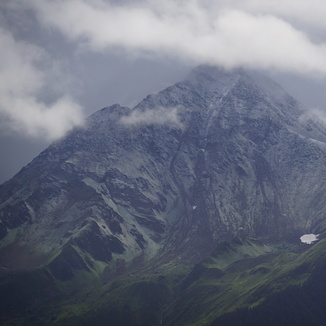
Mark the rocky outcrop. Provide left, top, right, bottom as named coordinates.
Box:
left=0, top=66, right=325, bottom=281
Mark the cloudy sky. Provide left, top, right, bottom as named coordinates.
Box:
left=1, top=0, right=326, bottom=183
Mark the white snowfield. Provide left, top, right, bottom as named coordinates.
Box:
left=300, top=234, right=319, bottom=244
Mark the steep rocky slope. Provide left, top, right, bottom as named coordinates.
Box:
left=1, top=66, right=326, bottom=277
left=0, top=65, right=326, bottom=325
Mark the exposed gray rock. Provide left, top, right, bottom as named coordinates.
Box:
left=0, top=65, right=325, bottom=279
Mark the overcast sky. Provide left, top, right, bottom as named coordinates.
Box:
left=1, top=0, right=326, bottom=184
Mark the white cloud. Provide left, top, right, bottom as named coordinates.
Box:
left=224, top=0, right=326, bottom=30
left=3, top=0, right=326, bottom=141
left=312, top=109, right=326, bottom=125
left=0, top=27, right=84, bottom=140
left=120, top=106, right=182, bottom=127
left=300, top=107, right=326, bottom=126
left=25, top=0, right=326, bottom=76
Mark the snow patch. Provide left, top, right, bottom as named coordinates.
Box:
left=300, top=234, right=319, bottom=244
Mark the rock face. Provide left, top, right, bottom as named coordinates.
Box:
left=0, top=65, right=326, bottom=279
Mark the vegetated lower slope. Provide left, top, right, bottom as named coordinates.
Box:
left=211, top=240, right=326, bottom=326
left=163, top=238, right=326, bottom=326
left=2, top=237, right=325, bottom=326
left=0, top=65, right=326, bottom=325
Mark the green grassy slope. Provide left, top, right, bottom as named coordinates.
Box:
left=1, top=238, right=326, bottom=326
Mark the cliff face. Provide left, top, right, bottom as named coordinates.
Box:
left=0, top=66, right=325, bottom=280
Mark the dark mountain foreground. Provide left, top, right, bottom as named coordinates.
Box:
left=0, top=66, right=326, bottom=325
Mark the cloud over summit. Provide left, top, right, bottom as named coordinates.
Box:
left=28, top=0, right=326, bottom=76
left=2, top=0, right=326, bottom=140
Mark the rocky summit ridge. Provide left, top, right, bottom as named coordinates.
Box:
left=0, top=65, right=326, bottom=282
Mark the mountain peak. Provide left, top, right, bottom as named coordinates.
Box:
left=1, top=65, right=326, bottom=280
left=187, top=65, right=292, bottom=104
left=133, top=65, right=307, bottom=137
left=185, top=65, right=244, bottom=100
left=189, top=64, right=245, bottom=82
left=1, top=65, right=326, bottom=325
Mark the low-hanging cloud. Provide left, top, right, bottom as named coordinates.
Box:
left=26, top=0, right=326, bottom=76
left=0, top=26, right=83, bottom=140
left=120, top=106, right=182, bottom=128
left=300, top=107, right=326, bottom=126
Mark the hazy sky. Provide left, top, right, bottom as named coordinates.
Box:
left=1, top=0, right=326, bottom=184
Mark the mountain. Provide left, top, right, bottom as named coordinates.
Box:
left=0, top=65, right=326, bottom=325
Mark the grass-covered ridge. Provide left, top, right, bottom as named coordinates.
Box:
left=1, top=237, right=326, bottom=325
